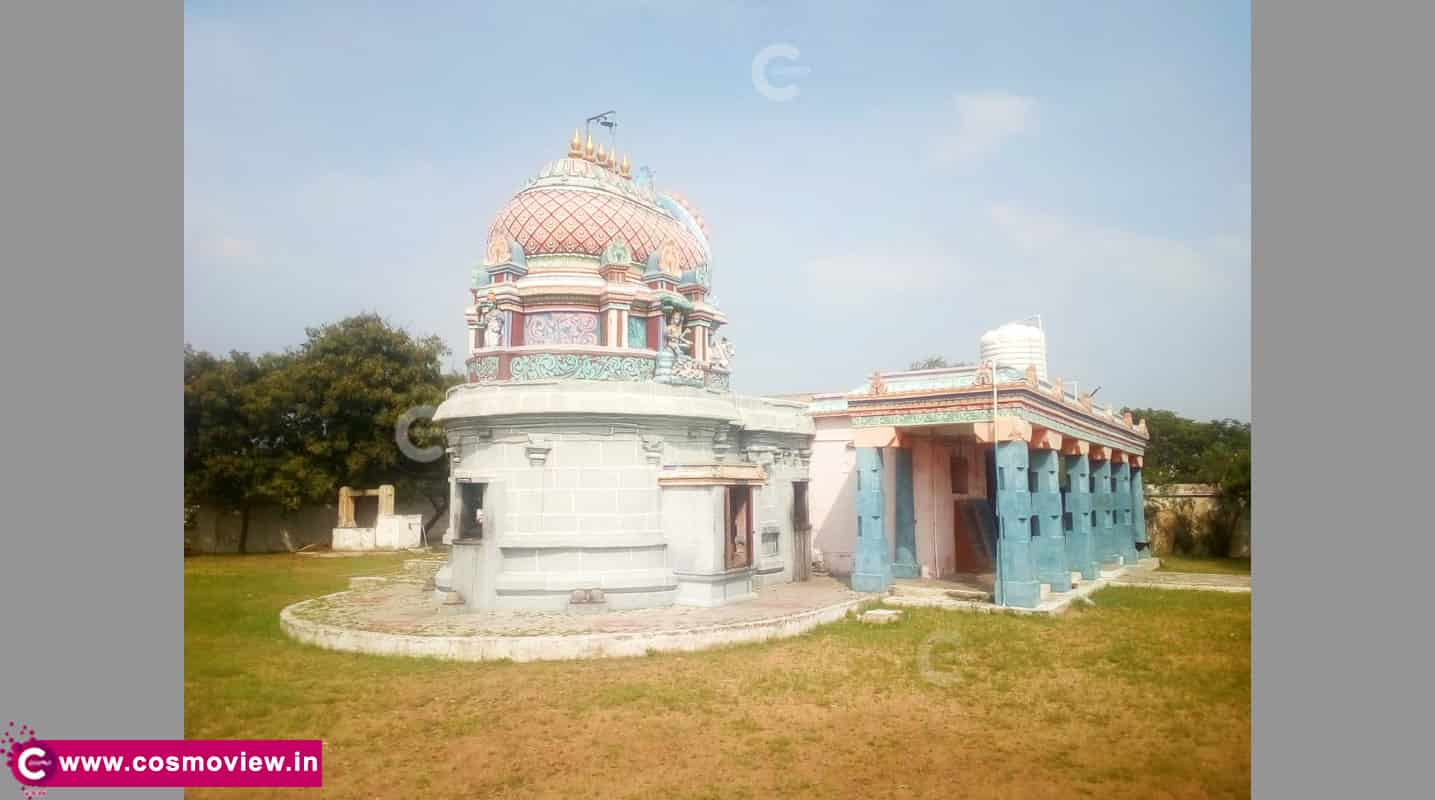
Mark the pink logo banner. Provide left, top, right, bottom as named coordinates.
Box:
left=6, top=739, right=323, bottom=789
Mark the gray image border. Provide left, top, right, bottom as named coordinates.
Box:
left=2, top=2, right=1431, bottom=798
left=1254, top=1, right=1429, bottom=797
left=0, top=2, right=182, bottom=798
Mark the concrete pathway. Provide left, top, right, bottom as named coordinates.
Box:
left=1109, top=570, right=1251, bottom=593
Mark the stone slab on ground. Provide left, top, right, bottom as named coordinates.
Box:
left=891, top=577, right=992, bottom=603
left=884, top=558, right=1174, bottom=616
left=1110, top=570, right=1251, bottom=592
left=860, top=609, right=903, bottom=624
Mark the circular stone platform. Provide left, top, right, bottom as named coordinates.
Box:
left=280, top=575, right=869, bottom=662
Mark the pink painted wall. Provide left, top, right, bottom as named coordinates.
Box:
left=809, top=416, right=858, bottom=575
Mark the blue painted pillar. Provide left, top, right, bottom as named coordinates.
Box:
left=1113, top=461, right=1137, bottom=565
left=994, top=441, right=1040, bottom=608
left=1131, top=466, right=1148, bottom=559
left=1029, top=447, right=1070, bottom=591
left=892, top=448, right=919, bottom=579
left=1090, top=457, right=1116, bottom=566
left=851, top=447, right=892, bottom=592
left=1062, top=452, right=1098, bottom=580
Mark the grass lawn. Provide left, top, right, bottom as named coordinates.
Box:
left=186, top=554, right=1251, bottom=799
left=1158, top=555, right=1253, bottom=575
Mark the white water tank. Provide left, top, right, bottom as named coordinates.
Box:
left=979, top=319, right=1048, bottom=381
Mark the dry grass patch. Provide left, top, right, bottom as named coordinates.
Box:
left=186, top=555, right=1250, bottom=799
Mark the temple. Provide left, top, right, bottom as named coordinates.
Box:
left=806, top=352, right=1152, bottom=608
left=432, top=128, right=1151, bottom=613
left=433, top=129, right=812, bottom=611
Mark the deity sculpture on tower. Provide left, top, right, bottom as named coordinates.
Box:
left=666, top=311, right=692, bottom=356
left=710, top=335, right=735, bottom=370
left=477, top=294, right=504, bottom=349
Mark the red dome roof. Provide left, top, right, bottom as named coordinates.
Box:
left=486, top=157, right=709, bottom=274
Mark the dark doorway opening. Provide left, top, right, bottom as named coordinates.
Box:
left=724, top=485, right=753, bottom=570
left=459, top=482, right=487, bottom=539
left=792, top=480, right=811, bottom=581
left=353, top=497, right=379, bottom=529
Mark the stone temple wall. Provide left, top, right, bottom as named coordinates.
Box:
left=435, top=381, right=814, bottom=611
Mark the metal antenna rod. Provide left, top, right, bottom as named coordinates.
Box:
left=585, top=111, right=617, bottom=156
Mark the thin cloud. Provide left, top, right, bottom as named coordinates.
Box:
left=216, top=237, right=259, bottom=261
left=988, top=204, right=1245, bottom=292
left=931, top=91, right=1037, bottom=172
left=797, top=252, right=957, bottom=304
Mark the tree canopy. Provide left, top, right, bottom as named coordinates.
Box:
left=1124, top=408, right=1250, bottom=486
left=908, top=356, right=974, bottom=370
left=184, top=314, right=452, bottom=551
left=1124, top=407, right=1251, bottom=556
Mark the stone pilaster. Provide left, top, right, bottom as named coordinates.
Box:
left=892, top=447, right=919, bottom=579
left=851, top=447, right=892, bottom=592
left=995, top=440, right=1040, bottom=608
left=1113, top=460, right=1137, bottom=565
left=1029, top=446, right=1069, bottom=592
left=1062, top=450, right=1098, bottom=580
left=1131, top=465, right=1149, bottom=558
left=1090, top=455, right=1116, bottom=566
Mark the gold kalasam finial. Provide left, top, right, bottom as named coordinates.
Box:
left=607, top=149, right=617, bottom=170
left=569, top=129, right=582, bottom=157
left=585, top=133, right=595, bottom=160
left=620, top=153, right=631, bottom=178
left=595, top=142, right=606, bottom=166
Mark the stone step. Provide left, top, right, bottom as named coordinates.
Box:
left=890, top=582, right=992, bottom=603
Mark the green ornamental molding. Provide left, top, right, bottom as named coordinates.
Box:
left=853, top=408, right=1022, bottom=428
left=509, top=353, right=656, bottom=382
left=466, top=356, right=500, bottom=383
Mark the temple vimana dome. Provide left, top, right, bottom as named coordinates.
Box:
left=461, top=128, right=727, bottom=388
left=432, top=127, right=811, bottom=612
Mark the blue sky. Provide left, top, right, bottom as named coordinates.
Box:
left=185, top=0, right=1250, bottom=421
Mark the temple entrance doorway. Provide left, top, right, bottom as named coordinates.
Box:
left=792, top=480, right=811, bottom=581
left=952, top=498, right=996, bottom=573
left=724, top=485, right=753, bottom=570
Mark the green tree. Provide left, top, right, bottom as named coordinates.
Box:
left=908, top=356, right=973, bottom=370
left=1124, top=407, right=1252, bottom=556
left=184, top=345, right=295, bottom=553
left=267, top=314, right=452, bottom=535
left=184, top=314, right=454, bottom=550
left=1124, top=408, right=1250, bottom=485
